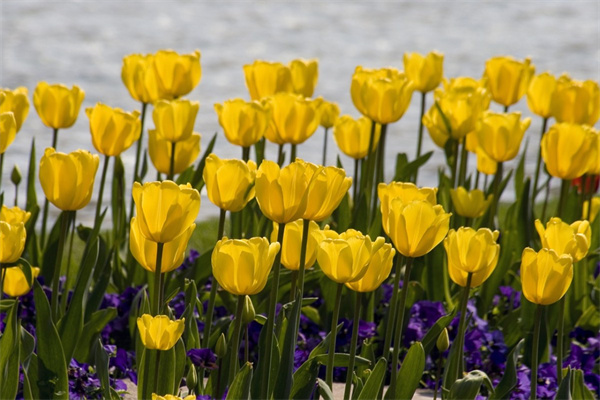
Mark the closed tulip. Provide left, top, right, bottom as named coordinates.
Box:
left=271, top=219, right=322, bottom=271
left=476, top=111, right=530, bottom=163
left=385, top=199, right=451, bottom=258
left=350, top=66, right=414, bottom=124
left=403, top=51, right=444, bottom=93
left=214, top=99, right=270, bottom=147
left=33, top=82, right=85, bottom=129
left=526, top=72, right=558, bottom=118
left=535, top=218, right=590, bottom=263
left=152, top=49, right=201, bottom=100
left=86, top=103, right=141, bottom=156
left=263, top=92, right=320, bottom=145
left=121, top=53, right=161, bottom=104
left=289, top=58, right=319, bottom=98
left=450, top=187, right=493, bottom=219
left=137, top=314, right=185, bottom=351
left=317, top=230, right=373, bottom=284
left=317, top=99, right=340, bottom=129
left=483, top=56, right=535, bottom=107
left=203, top=154, right=257, bottom=212
left=0, top=205, right=31, bottom=224
left=476, top=148, right=498, bottom=175
left=130, top=217, right=195, bottom=273
left=2, top=266, right=40, bottom=297
left=298, top=160, right=352, bottom=221
left=148, top=129, right=200, bottom=175
left=244, top=60, right=293, bottom=101
left=520, top=248, right=573, bottom=305
left=582, top=197, right=599, bottom=222
left=378, top=182, right=437, bottom=232
left=444, top=227, right=500, bottom=287
left=541, top=123, right=595, bottom=180
left=333, top=115, right=381, bottom=159
left=0, top=87, right=30, bottom=131
left=551, top=75, right=600, bottom=125
left=39, top=148, right=99, bottom=211
left=0, top=112, right=17, bottom=154
left=132, top=181, right=200, bottom=244
left=345, top=241, right=395, bottom=292
left=255, top=160, right=313, bottom=224
left=212, top=237, right=280, bottom=296
left=152, top=99, right=199, bottom=143
left=0, top=222, right=26, bottom=263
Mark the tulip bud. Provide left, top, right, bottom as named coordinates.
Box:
left=316, top=99, right=340, bottom=129
left=33, top=82, right=85, bottom=129
left=216, top=333, right=227, bottom=358
left=436, top=328, right=450, bottom=352
left=242, top=295, right=256, bottom=325
left=333, top=115, right=381, bottom=160
left=0, top=112, right=17, bottom=154
left=0, top=87, right=29, bottom=132
left=121, top=53, right=161, bottom=104
left=186, top=364, right=197, bottom=392
left=403, top=51, right=444, bottom=93
left=10, top=165, right=21, bottom=186
left=483, top=56, right=535, bottom=107
left=289, top=58, right=319, bottom=98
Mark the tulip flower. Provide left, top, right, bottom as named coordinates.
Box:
left=588, top=129, right=600, bottom=176
left=86, top=103, right=141, bottom=156
left=526, top=72, right=558, bottom=119
left=148, top=129, right=200, bottom=175
left=0, top=205, right=31, bottom=225
left=0, top=112, right=17, bottom=154
left=551, top=74, right=600, bottom=125
left=534, top=218, right=590, bottom=263
left=263, top=92, right=320, bottom=145
left=152, top=99, right=199, bottom=143
left=289, top=58, right=319, bottom=97
left=0, top=221, right=26, bottom=264
left=317, top=99, right=340, bottom=129
left=33, top=82, right=85, bottom=131
left=541, top=123, right=595, bottom=180
left=299, top=160, right=352, bottom=222
left=521, top=247, right=573, bottom=306
left=152, top=395, right=195, bottom=400
left=475, top=148, right=497, bottom=175
left=271, top=219, right=322, bottom=271
left=212, top=237, right=280, bottom=296
left=476, top=111, right=531, bottom=163
left=203, top=154, right=257, bottom=212
left=121, top=53, right=161, bottom=104
left=345, top=241, right=395, bottom=293
left=442, top=77, right=492, bottom=109
left=449, top=187, right=493, bottom=219
left=137, top=314, right=185, bottom=351
left=0, top=87, right=30, bottom=131
left=582, top=197, right=599, bottom=222
left=152, top=49, right=201, bottom=100
left=483, top=56, right=535, bottom=108
left=214, top=99, right=270, bottom=148
left=2, top=266, right=40, bottom=297
left=378, top=182, right=438, bottom=233
left=333, top=115, right=381, bottom=160
left=244, top=60, right=293, bottom=101
left=403, top=51, right=444, bottom=93
left=39, top=148, right=99, bottom=211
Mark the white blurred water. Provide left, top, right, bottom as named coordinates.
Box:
left=1, top=1, right=599, bottom=224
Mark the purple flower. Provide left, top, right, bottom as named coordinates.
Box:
left=187, top=348, right=218, bottom=370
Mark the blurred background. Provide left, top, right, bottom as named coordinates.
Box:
left=1, top=1, right=599, bottom=222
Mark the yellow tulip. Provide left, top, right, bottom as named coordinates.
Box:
left=443, top=77, right=492, bottom=109
left=378, top=181, right=437, bottom=233
left=137, top=314, right=185, bottom=351
left=214, top=99, right=270, bottom=147
left=476, top=111, right=531, bottom=163
left=526, top=72, right=558, bottom=118
left=212, top=237, right=280, bottom=296
left=316, top=99, right=340, bottom=129
left=132, top=181, right=200, bottom=243
left=541, top=123, right=595, bottom=180
left=33, top=82, right=85, bottom=129
left=535, top=218, right=590, bottom=263
left=271, top=219, right=323, bottom=271
left=130, top=217, right=195, bottom=273
left=0, top=205, right=31, bottom=224
left=244, top=60, right=293, bottom=101
left=289, top=58, right=319, bottom=98
left=444, top=227, right=500, bottom=287
left=476, top=147, right=498, bottom=175
left=0, top=87, right=30, bottom=131
left=152, top=99, right=199, bottom=143
left=483, top=56, right=535, bottom=107
left=263, top=92, right=320, bottom=145
left=350, top=66, right=414, bottom=124
left=152, top=49, right=201, bottom=100
left=152, top=394, right=196, bottom=400
left=403, top=51, right=444, bottom=93
left=385, top=199, right=451, bottom=258
left=520, top=248, right=573, bottom=305
left=255, top=160, right=313, bottom=224
left=121, top=53, right=161, bottom=104
left=551, top=74, right=600, bottom=125
left=587, top=128, right=600, bottom=175
left=333, top=115, right=380, bottom=159
left=345, top=241, right=395, bottom=292
left=86, top=103, right=141, bottom=157
left=2, top=266, right=40, bottom=297
left=449, top=187, right=493, bottom=219
left=0, top=222, right=26, bottom=263
left=582, top=197, right=599, bottom=222
left=39, top=148, right=99, bottom=211
left=203, top=154, right=257, bottom=212
left=317, top=230, right=373, bottom=284
left=148, top=130, right=200, bottom=175
left=0, top=112, right=17, bottom=154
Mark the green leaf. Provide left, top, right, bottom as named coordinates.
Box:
left=393, top=151, right=434, bottom=182
left=314, top=353, right=371, bottom=367
left=0, top=302, right=20, bottom=399
left=385, top=342, right=425, bottom=400
left=421, top=309, right=457, bottom=355
left=20, top=325, right=36, bottom=368
left=73, top=308, right=117, bottom=363
left=555, top=367, right=573, bottom=400
left=274, top=293, right=304, bottom=399
left=291, top=357, right=320, bottom=400
left=571, top=368, right=595, bottom=400
left=357, top=358, right=387, bottom=400
left=226, top=362, right=253, bottom=400
left=173, top=338, right=186, bottom=393
left=93, top=338, right=114, bottom=400
left=448, top=370, right=494, bottom=400
left=490, top=340, right=524, bottom=399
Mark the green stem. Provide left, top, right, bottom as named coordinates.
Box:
left=363, top=120, right=377, bottom=206
left=557, top=179, right=569, bottom=220
left=128, top=102, right=148, bottom=227
left=51, top=128, right=59, bottom=150
left=290, top=143, right=297, bottom=163
left=244, top=325, right=249, bottom=364
left=488, top=162, right=504, bottom=229
left=556, top=296, right=566, bottom=385
left=60, top=212, right=77, bottom=313
left=531, top=117, right=548, bottom=218
left=382, top=254, right=402, bottom=361
left=202, top=209, right=226, bottom=347
left=530, top=304, right=543, bottom=400
left=51, top=211, right=70, bottom=321
left=353, top=158, right=360, bottom=204
left=457, top=138, right=469, bottom=188
left=434, top=351, right=443, bottom=400
left=454, top=272, right=473, bottom=380
left=389, top=257, right=414, bottom=392
left=152, top=242, right=164, bottom=316
left=414, top=91, right=427, bottom=184
left=344, top=291, right=362, bottom=399
left=242, top=146, right=250, bottom=162
left=322, top=127, right=329, bottom=165
left=289, top=271, right=298, bottom=302
left=277, top=144, right=284, bottom=166
left=371, top=124, right=387, bottom=223
left=0, top=152, right=4, bottom=190
left=168, top=142, right=176, bottom=181
left=259, top=222, right=286, bottom=399
left=475, top=170, right=480, bottom=190
left=504, top=105, right=509, bottom=113
left=153, top=350, right=161, bottom=396
left=95, top=155, right=111, bottom=223
left=40, top=199, right=50, bottom=247
left=14, top=182, right=19, bottom=206
left=450, top=139, right=460, bottom=188
left=326, top=282, right=344, bottom=389
left=214, top=358, right=223, bottom=400
left=228, top=295, right=245, bottom=384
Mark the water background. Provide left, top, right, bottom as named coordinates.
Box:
left=1, top=1, right=599, bottom=224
